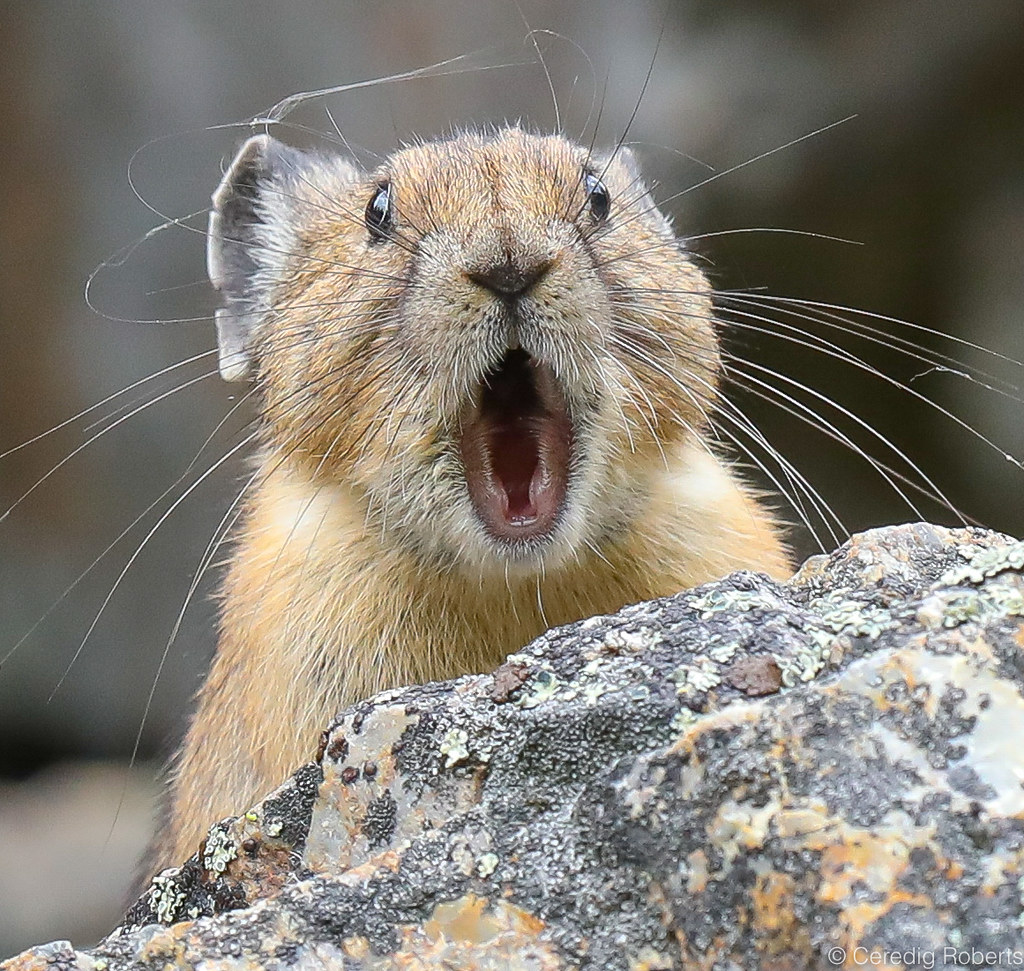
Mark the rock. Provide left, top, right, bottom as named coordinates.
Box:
left=5, top=523, right=1024, bottom=970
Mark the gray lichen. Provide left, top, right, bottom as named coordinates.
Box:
left=942, top=537, right=1024, bottom=584
left=6, top=523, right=1024, bottom=971
left=201, top=823, right=237, bottom=875
left=146, top=874, right=186, bottom=925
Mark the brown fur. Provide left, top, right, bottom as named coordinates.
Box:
left=156, top=127, right=791, bottom=870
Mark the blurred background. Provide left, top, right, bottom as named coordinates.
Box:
left=2, top=0, right=1023, bottom=954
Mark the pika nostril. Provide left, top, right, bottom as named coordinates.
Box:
left=467, top=257, right=551, bottom=297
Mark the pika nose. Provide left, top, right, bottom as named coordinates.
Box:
left=467, top=256, right=551, bottom=297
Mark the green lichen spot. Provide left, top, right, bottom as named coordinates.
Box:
left=603, top=627, right=662, bottom=652
left=440, top=727, right=471, bottom=768
left=148, top=873, right=186, bottom=924
left=690, top=588, right=779, bottom=618
left=477, top=852, right=499, bottom=877
left=670, top=708, right=698, bottom=735
left=265, top=820, right=283, bottom=838
left=941, top=592, right=985, bottom=628
left=814, top=593, right=892, bottom=638
left=708, top=640, right=740, bottom=663
left=986, top=582, right=1024, bottom=617
left=671, top=658, right=721, bottom=696
left=931, top=578, right=1024, bottom=629
left=943, top=540, right=1024, bottom=585
left=203, top=824, right=238, bottom=875
left=581, top=681, right=610, bottom=705
left=779, top=632, right=833, bottom=688
left=516, top=668, right=561, bottom=709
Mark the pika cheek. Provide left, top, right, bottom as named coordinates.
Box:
left=408, top=267, right=491, bottom=340
left=410, top=432, right=442, bottom=463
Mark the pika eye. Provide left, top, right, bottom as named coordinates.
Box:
left=583, top=171, right=610, bottom=221
left=365, top=182, right=392, bottom=240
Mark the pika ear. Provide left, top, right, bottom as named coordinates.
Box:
left=613, top=145, right=644, bottom=181
left=206, top=134, right=311, bottom=381
left=607, top=146, right=674, bottom=237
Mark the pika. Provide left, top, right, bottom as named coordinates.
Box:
left=157, top=126, right=790, bottom=870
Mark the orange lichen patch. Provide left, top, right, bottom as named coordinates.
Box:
left=138, top=932, right=189, bottom=967
left=802, top=814, right=945, bottom=950
left=628, top=945, right=674, bottom=970
left=763, top=718, right=829, bottom=781
left=233, top=841, right=301, bottom=900
left=774, top=801, right=831, bottom=840
left=960, top=631, right=999, bottom=665
left=645, top=879, right=674, bottom=928
left=806, top=819, right=939, bottom=952
left=767, top=736, right=789, bottom=763
left=862, top=654, right=926, bottom=714
left=383, top=895, right=562, bottom=969
left=817, top=832, right=914, bottom=902
left=665, top=707, right=755, bottom=766
left=686, top=849, right=709, bottom=893
left=311, top=764, right=372, bottom=866
left=0, top=957, right=51, bottom=971
left=424, top=895, right=493, bottom=944
left=749, top=871, right=815, bottom=960
left=343, top=935, right=372, bottom=959
left=944, top=859, right=964, bottom=880
left=338, top=849, right=403, bottom=886
left=981, top=848, right=1024, bottom=895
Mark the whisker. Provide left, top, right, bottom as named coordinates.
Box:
left=719, top=303, right=1024, bottom=471
left=0, top=349, right=217, bottom=461
left=603, top=115, right=858, bottom=241
left=708, top=378, right=846, bottom=546
left=48, top=431, right=258, bottom=700
left=724, top=293, right=1024, bottom=371
left=725, top=362, right=981, bottom=526
left=715, top=407, right=842, bottom=549
left=607, top=304, right=845, bottom=544
left=103, top=449, right=258, bottom=852
left=718, top=291, right=1024, bottom=403
left=731, top=354, right=953, bottom=522
left=1, top=386, right=257, bottom=671
left=1, top=369, right=219, bottom=524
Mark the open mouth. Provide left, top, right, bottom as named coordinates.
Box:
left=459, top=349, right=572, bottom=544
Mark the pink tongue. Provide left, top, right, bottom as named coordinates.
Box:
left=491, top=422, right=541, bottom=522
left=459, top=350, right=571, bottom=543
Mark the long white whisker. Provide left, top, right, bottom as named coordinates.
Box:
left=719, top=291, right=1024, bottom=403
left=720, top=304, right=1024, bottom=472
left=732, top=356, right=949, bottom=522
left=1, top=387, right=257, bottom=670
left=1, top=369, right=219, bottom=523
left=0, top=349, right=216, bottom=461
left=48, top=432, right=258, bottom=700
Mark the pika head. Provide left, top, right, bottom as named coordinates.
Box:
left=207, top=127, right=721, bottom=575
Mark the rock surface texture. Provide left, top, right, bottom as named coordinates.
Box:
left=6, top=523, right=1024, bottom=970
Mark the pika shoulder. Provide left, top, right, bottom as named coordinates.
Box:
left=157, top=126, right=791, bottom=869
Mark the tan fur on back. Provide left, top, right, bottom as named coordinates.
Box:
left=158, top=127, right=791, bottom=870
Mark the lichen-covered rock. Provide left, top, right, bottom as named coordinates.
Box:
left=6, top=523, right=1024, bottom=970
